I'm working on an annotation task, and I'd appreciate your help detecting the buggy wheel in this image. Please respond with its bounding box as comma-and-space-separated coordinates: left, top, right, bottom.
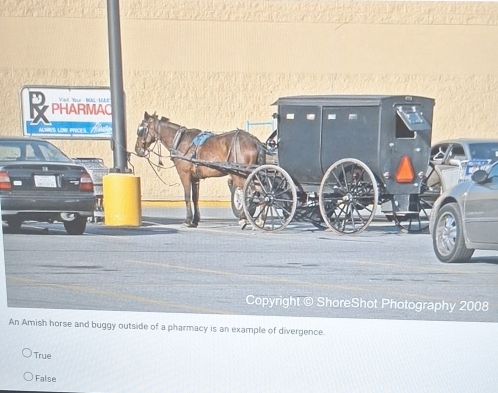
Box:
391, 198, 431, 234
319, 158, 378, 235
6, 217, 23, 232
291, 196, 326, 229
420, 163, 444, 206
309, 204, 326, 229
242, 164, 297, 232
392, 163, 441, 233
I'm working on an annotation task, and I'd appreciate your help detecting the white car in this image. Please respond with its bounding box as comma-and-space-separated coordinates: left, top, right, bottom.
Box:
426, 139, 498, 195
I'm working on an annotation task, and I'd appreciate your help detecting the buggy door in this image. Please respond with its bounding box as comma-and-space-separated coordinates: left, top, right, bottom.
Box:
277, 105, 321, 184
388, 104, 432, 194
321, 106, 380, 173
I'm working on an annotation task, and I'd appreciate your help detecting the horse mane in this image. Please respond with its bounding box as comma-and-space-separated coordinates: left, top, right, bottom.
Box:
157, 115, 186, 130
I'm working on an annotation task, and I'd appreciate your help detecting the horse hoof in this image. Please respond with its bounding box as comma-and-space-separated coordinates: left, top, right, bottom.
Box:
238, 219, 247, 230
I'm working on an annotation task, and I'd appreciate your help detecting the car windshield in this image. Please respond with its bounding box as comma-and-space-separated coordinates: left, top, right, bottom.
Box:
468, 143, 498, 162
0, 140, 72, 162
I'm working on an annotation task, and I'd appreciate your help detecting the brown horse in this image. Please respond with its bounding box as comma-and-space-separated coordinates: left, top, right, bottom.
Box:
134, 112, 265, 227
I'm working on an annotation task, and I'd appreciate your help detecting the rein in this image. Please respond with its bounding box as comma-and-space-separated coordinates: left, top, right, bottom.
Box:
145, 154, 180, 187
138, 116, 248, 182
132, 127, 180, 187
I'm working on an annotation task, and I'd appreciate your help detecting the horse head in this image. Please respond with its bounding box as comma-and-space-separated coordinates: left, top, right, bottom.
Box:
134, 111, 165, 157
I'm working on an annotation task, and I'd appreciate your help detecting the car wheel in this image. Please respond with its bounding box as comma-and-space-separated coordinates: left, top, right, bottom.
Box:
230, 186, 244, 218
432, 203, 474, 263
63, 216, 87, 235
6, 217, 22, 232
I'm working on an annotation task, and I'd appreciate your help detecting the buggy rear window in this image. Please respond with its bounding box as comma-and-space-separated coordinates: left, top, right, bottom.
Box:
395, 105, 431, 135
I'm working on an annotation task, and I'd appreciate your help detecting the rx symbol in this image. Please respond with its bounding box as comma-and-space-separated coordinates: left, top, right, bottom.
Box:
29, 91, 50, 125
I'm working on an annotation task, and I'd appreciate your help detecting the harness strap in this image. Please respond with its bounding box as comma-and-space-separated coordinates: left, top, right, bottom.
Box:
192, 131, 213, 147
191, 131, 214, 179
226, 129, 241, 162
170, 127, 186, 158
190, 131, 213, 160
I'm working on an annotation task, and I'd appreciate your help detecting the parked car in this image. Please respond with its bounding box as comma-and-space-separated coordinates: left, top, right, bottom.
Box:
0, 136, 95, 234
394, 138, 498, 234
426, 139, 498, 196
429, 161, 498, 263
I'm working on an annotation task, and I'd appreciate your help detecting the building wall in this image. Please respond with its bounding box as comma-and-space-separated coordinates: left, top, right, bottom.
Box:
1, 0, 498, 200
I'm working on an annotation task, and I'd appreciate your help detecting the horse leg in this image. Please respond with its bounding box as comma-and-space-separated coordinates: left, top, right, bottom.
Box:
179, 174, 196, 227
234, 174, 266, 230
192, 179, 201, 226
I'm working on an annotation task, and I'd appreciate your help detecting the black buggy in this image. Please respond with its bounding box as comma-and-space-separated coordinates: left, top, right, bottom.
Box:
239, 95, 435, 234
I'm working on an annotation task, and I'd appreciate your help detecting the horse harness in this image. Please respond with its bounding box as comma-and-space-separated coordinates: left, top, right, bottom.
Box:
170, 127, 243, 179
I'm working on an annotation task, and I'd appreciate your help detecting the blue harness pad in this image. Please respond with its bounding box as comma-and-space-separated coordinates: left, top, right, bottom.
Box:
192, 131, 213, 147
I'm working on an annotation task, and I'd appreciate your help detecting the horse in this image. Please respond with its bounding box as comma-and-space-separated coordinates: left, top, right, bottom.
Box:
134, 111, 266, 227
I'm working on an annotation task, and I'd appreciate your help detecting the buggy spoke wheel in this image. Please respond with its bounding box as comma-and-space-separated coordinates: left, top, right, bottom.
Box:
242, 165, 297, 232
392, 198, 432, 234
318, 158, 378, 235
419, 163, 443, 207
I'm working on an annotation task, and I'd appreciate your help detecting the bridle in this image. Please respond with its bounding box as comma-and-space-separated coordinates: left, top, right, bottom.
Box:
134, 115, 179, 186
136, 116, 158, 156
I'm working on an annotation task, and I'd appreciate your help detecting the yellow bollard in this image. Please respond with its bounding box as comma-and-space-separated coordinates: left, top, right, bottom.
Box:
103, 173, 141, 226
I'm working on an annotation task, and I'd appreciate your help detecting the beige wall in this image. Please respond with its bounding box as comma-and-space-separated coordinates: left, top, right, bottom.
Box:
1, 0, 498, 200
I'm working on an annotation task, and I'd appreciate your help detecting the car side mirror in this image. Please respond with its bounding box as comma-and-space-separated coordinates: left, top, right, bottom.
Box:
471, 169, 488, 184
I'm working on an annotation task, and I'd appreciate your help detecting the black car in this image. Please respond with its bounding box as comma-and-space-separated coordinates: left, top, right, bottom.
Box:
0, 137, 95, 235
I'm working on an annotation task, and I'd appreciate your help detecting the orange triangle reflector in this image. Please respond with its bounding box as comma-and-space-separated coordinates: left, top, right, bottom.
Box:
395, 156, 415, 183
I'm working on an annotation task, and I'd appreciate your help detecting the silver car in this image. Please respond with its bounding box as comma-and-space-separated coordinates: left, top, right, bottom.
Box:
427, 139, 498, 195
429, 161, 498, 263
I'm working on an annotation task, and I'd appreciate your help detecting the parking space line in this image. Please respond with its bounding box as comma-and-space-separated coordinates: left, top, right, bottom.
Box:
7, 275, 232, 315
355, 259, 478, 275
127, 259, 455, 302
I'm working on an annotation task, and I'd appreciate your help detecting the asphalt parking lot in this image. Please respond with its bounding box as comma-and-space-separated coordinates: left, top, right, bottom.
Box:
3, 205, 498, 322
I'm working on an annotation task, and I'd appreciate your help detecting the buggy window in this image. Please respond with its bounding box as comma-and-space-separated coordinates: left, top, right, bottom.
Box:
395, 105, 431, 137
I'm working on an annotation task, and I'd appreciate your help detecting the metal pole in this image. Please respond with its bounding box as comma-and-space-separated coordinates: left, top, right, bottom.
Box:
106, 0, 128, 172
